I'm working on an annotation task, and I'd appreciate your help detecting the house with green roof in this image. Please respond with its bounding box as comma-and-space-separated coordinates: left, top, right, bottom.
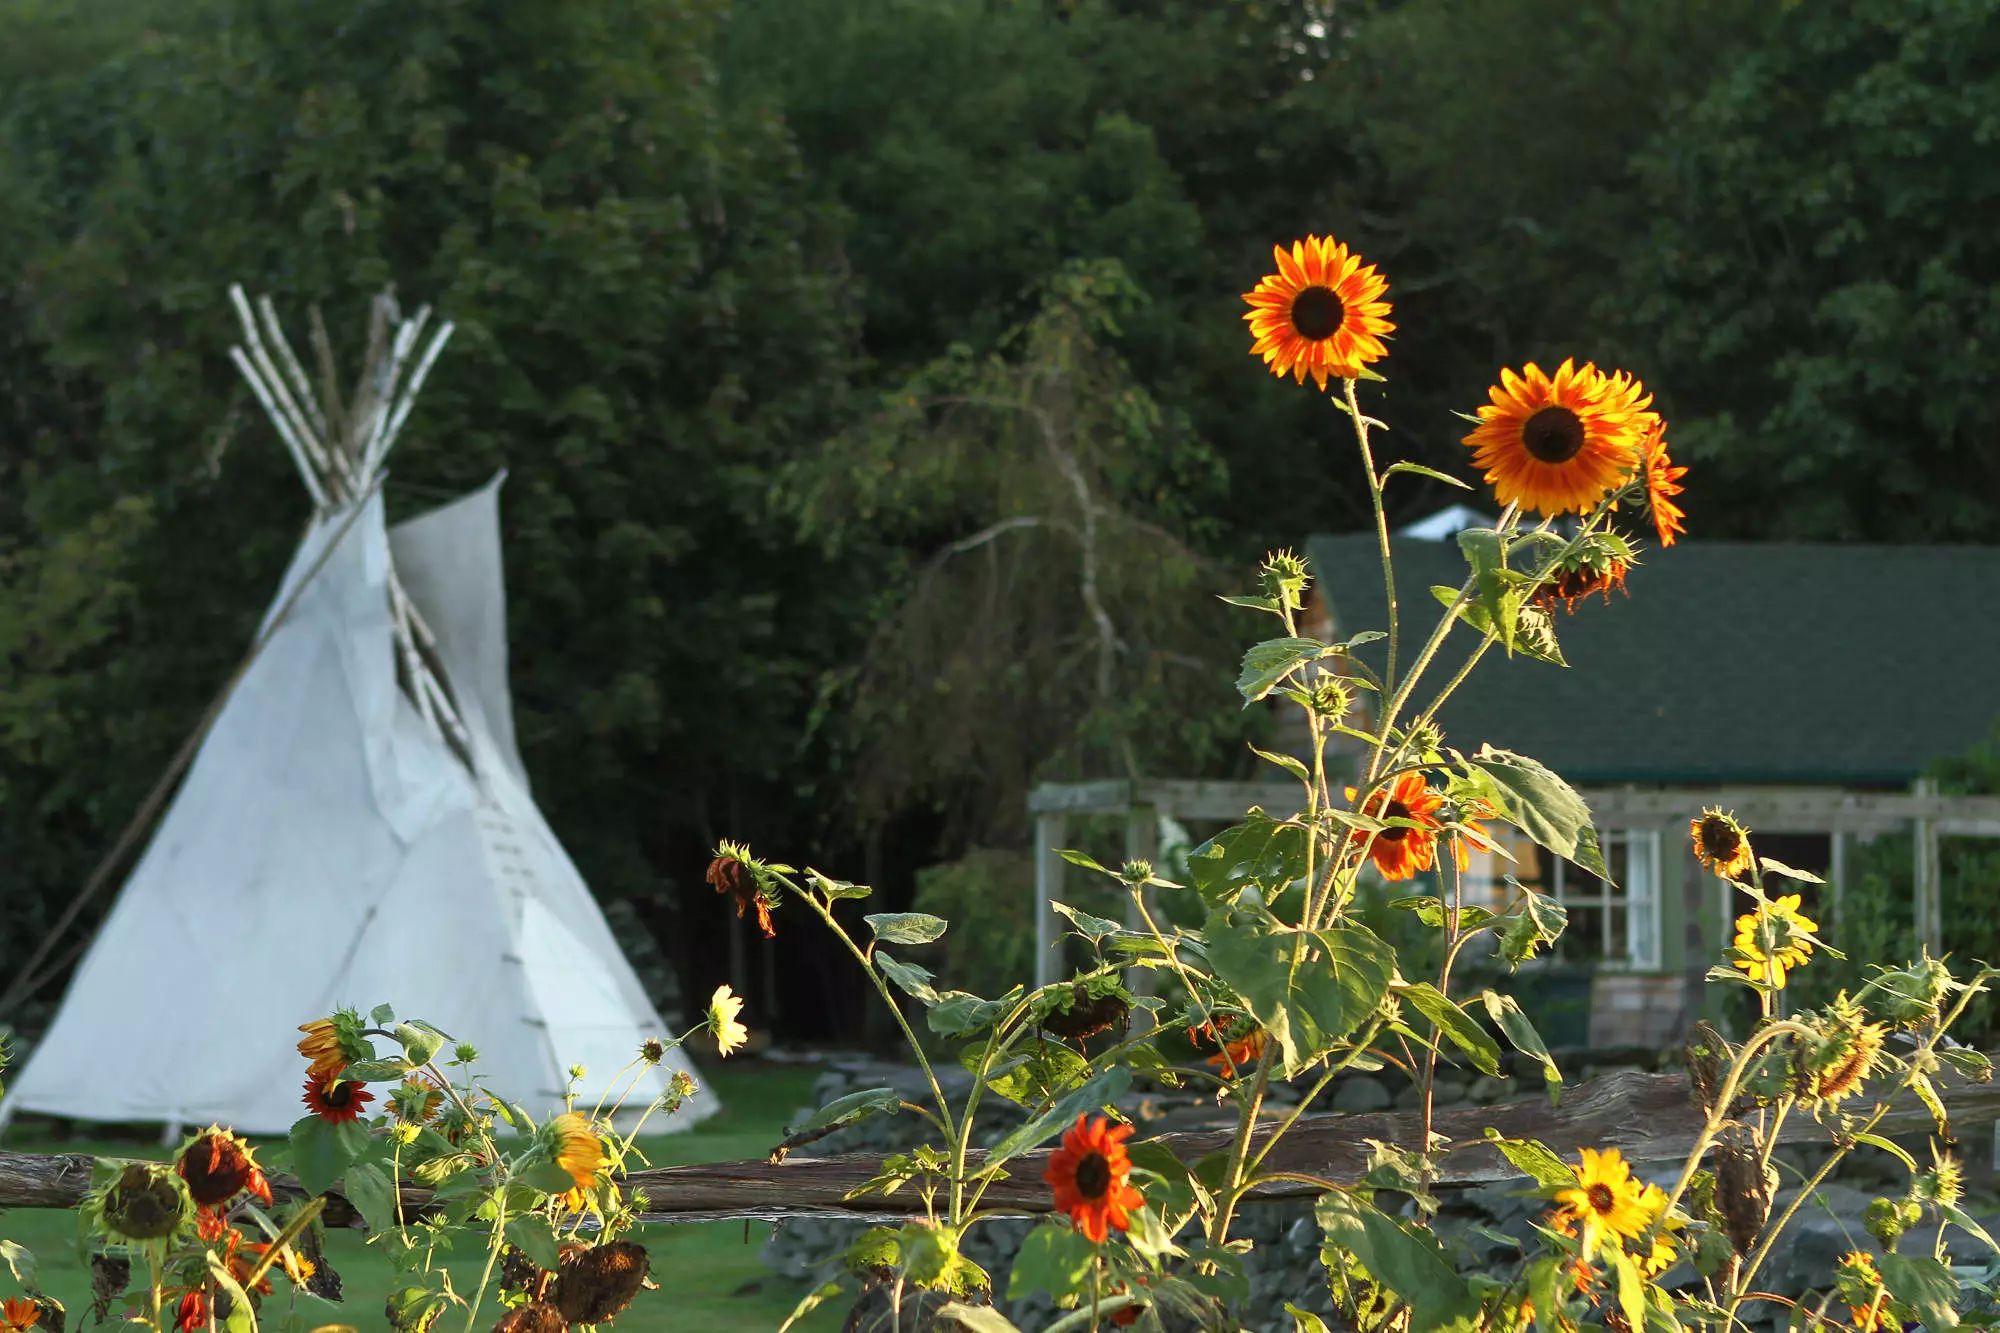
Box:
1026, 516, 2000, 1048
1298, 525, 2000, 1045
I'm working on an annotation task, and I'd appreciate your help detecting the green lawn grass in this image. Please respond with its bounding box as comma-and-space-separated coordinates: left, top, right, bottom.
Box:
0, 1063, 842, 1331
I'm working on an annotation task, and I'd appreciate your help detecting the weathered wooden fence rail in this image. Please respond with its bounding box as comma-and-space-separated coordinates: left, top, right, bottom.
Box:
3, 1071, 1994, 1226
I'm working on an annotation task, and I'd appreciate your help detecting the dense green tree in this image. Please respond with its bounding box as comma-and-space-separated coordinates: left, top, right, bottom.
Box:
1617, 0, 2000, 541
0, 0, 859, 1016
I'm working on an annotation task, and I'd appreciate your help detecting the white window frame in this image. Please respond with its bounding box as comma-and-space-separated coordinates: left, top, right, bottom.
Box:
1548, 828, 1663, 971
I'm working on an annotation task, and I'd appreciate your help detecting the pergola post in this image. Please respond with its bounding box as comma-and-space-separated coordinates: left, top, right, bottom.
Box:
1914, 777, 1942, 956
1124, 803, 1160, 1001
1034, 812, 1067, 988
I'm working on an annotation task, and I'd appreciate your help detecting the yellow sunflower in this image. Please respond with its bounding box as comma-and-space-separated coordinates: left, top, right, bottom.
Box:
1462, 360, 1651, 516
1734, 894, 1818, 990
1553, 1147, 1651, 1257
546, 1112, 610, 1193
708, 984, 749, 1057
1691, 807, 1754, 881
1242, 235, 1394, 389
1633, 1183, 1683, 1276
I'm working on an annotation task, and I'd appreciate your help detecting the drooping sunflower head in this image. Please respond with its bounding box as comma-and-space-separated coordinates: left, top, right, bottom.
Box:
1552, 1147, 1651, 1257
707, 840, 778, 939
1690, 808, 1754, 881
1534, 537, 1636, 614
544, 1112, 611, 1193
1804, 994, 1887, 1106
84, 1162, 194, 1250
1041, 979, 1132, 1042
1463, 360, 1651, 516
1042, 1114, 1146, 1244
707, 985, 749, 1057
175, 1125, 272, 1209
301, 1069, 375, 1124
296, 1008, 371, 1079
1242, 235, 1394, 389
551, 1239, 652, 1326
1733, 893, 1818, 990
1345, 771, 1445, 882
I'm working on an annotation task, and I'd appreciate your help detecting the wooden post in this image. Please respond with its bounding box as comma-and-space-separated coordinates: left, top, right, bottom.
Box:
1124, 803, 1159, 1002
1034, 813, 1067, 988
1829, 828, 1846, 927
1914, 777, 1942, 956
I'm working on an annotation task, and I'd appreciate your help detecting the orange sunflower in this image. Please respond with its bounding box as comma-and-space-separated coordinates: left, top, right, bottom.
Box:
1345, 771, 1445, 882
1044, 1114, 1145, 1244
1189, 1020, 1267, 1079
1, 1299, 39, 1331
301, 1069, 374, 1124
1242, 235, 1394, 389
1462, 360, 1651, 516
176, 1126, 272, 1210
1534, 555, 1631, 613
172, 1290, 207, 1333
1640, 419, 1687, 546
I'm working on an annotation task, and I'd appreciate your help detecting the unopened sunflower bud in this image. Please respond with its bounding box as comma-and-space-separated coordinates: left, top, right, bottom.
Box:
1405, 722, 1445, 761
453, 1042, 481, 1064
1258, 549, 1311, 611
1119, 859, 1154, 887
1866, 1198, 1906, 1248
1917, 1155, 1964, 1209
1310, 675, 1354, 721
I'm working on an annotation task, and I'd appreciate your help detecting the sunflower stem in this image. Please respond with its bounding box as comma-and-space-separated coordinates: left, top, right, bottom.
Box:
1343, 376, 1400, 710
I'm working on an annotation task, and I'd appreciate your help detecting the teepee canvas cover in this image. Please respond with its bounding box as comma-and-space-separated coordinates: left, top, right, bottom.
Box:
6, 290, 717, 1134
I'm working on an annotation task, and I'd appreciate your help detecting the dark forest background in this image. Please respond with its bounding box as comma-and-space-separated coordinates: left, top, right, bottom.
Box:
3, 0, 1997, 1040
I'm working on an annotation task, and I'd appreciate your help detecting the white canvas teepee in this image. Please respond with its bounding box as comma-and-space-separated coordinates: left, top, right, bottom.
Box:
5, 288, 718, 1135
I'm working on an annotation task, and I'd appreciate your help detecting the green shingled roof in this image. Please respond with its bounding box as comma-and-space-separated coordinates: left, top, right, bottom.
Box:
1305, 532, 2000, 786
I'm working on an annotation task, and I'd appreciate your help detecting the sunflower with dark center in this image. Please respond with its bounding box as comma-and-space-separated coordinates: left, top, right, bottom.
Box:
1552, 1147, 1650, 1258
177, 1125, 272, 1210
302, 1068, 375, 1124
1241, 235, 1395, 389
1690, 808, 1753, 881
89, 1162, 192, 1245
1044, 1114, 1145, 1244
707, 842, 776, 939
1344, 771, 1446, 882
1462, 360, 1652, 516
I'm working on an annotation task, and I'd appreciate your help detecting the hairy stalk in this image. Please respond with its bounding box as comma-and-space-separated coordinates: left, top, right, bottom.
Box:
1343, 376, 1399, 703
1247, 1019, 1388, 1178
792, 883, 961, 1160
1209, 1059, 1272, 1246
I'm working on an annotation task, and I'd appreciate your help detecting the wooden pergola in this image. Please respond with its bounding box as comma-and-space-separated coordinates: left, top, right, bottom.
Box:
1028, 778, 2000, 989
